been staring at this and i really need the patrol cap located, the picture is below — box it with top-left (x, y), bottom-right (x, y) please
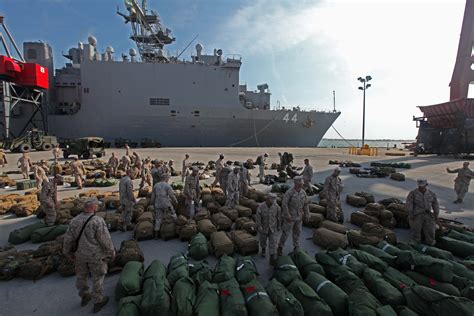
top-left (294, 176), bottom-right (303, 182)
top-left (192, 166), bottom-right (199, 172)
top-left (267, 193), bottom-right (277, 199)
top-left (334, 167), bottom-right (342, 172)
top-left (417, 179), bottom-right (428, 187)
top-left (84, 197), bottom-right (100, 208)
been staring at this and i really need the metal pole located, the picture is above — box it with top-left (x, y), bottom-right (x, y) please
top-left (333, 90), bottom-right (336, 112)
top-left (362, 82), bottom-right (366, 147)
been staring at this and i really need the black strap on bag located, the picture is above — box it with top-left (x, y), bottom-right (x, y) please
top-left (71, 215), bottom-right (95, 253)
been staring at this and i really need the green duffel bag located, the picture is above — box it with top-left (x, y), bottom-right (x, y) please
top-left (404, 270), bottom-right (460, 296)
top-left (327, 248), bottom-right (367, 276)
top-left (141, 260), bottom-right (171, 316)
top-left (167, 253), bottom-right (189, 287)
top-left (172, 276), bottom-right (195, 316)
top-left (397, 306), bottom-right (419, 316)
top-left (382, 266), bottom-right (417, 290)
top-left (449, 259), bottom-right (474, 281)
top-left (348, 249), bottom-right (388, 272)
top-left (287, 279), bottom-right (333, 316)
top-left (358, 244), bottom-right (397, 266)
top-left (219, 278), bottom-right (248, 316)
top-left (273, 256), bottom-right (302, 286)
top-left (188, 233), bottom-right (209, 260)
top-left (461, 285), bottom-right (474, 300)
top-left (8, 221), bottom-right (48, 245)
top-left (376, 305), bottom-right (397, 316)
top-left (195, 281), bottom-right (220, 316)
top-left (404, 284), bottom-right (474, 316)
top-left (396, 250), bottom-right (453, 283)
top-left (213, 254), bottom-right (236, 283)
top-left (30, 225), bottom-right (68, 243)
top-left (290, 249), bottom-right (325, 278)
top-left (115, 261), bottom-right (144, 302)
top-left (347, 286), bottom-right (382, 316)
top-left (409, 242), bottom-right (454, 261)
top-left (437, 237), bottom-right (474, 259)
top-left (236, 256), bottom-right (258, 285)
top-left (447, 230), bottom-right (474, 243)
top-left (305, 272), bottom-right (348, 316)
top-left (363, 267), bottom-right (405, 307)
top-left (241, 279), bottom-right (278, 316)
top-left (333, 266), bottom-right (366, 294)
top-left (315, 251), bottom-right (351, 280)
top-left (189, 261), bottom-right (213, 286)
top-left (266, 279), bottom-right (304, 316)
top-left (117, 295), bottom-right (142, 316)
top-left (376, 241), bottom-right (403, 256)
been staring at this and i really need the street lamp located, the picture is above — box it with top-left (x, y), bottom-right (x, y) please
top-left (357, 75), bottom-right (373, 147)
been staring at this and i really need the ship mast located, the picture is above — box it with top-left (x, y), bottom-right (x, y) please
top-left (117, 0), bottom-right (175, 62)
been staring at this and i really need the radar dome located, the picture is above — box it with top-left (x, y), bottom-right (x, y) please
top-left (106, 46), bottom-right (114, 53)
top-left (195, 43), bottom-right (203, 52)
top-left (129, 48), bottom-right (137, 56)
top-left (88, 36), bottom-right (97, 46)
top-left (216, 49), bottom-right (223, 56)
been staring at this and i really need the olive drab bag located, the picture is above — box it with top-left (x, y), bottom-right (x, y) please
top-left (347, 249), bottom-right (388, 272)
top-left (141, 260), bottom-right (171, 316)
top-left (240, 279), bottom-right (278, 316)
top-left (195, 281), bottom-right (220, 316)
top-left (235, 256), bottom-right (258, 285)
top-left (171, 276), bottom-right (196, 316)
top-left (266, 279), bottom-right (304, 316)
top-left (327, 248), bottom-right (367, 276)
top-left (287, 279), bottom-right (333, 316)
top-left (304, 272), bottom-right (348, 316)
top-left (188, 232), bottom-right (209, 260)
top-left (167, 253), bottom-right (189, 287)
top-left (188, 261), bottom-right (213, 287)
top-left (117, 295), bottom-right (142, 316)
top-left (362, 267), bottom-right (405, 307)
top-left (115, 261), bottom-right (144, 302)
top-left (273, 256), bottom-right (302, 286)
top-left (219, 278), bottom-right (248, 316)
top-left (290, 249), bottom-right (325, 278)
top-left (8, 221), bottom-right (48, 245)
top-left (213, 254), bottom-right (236, 283)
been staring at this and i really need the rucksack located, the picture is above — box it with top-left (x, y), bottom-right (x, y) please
top-left (188, 232), bottom-right (209, 260)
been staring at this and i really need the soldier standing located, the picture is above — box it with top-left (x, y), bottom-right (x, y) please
top-left (184, 167), bottom-right (201, 218)
top-left (257, 153), bottom-right (268, 183)
top-left (277, 176), bottom-right (310, 255)
top-left (0, 149), bottom-right (7, 168)
top-left (63, 198), bottom-right (115, 313)
top-left (40, 174), bottom-right (62, 226)
top-left (181, 154), bottom-right (190, 182)
top-left (139, 158), bottom-right (153, 189)
top-left (301, 159), bottom-right (314, 193)
top-left (239, 163), bottom-right (251, 197)
top-left (212, 154), bottom-right (224, 186)
top-left (40, 160), bottom-right (50, 175)
top-left (405, 179), bottom-right (439, 246)
top-left (226, 167), bottom-right (240, 207)
top-left (323, 167), bottom-right (343, 222)
top-left (151, 174), bottom-right (178, 238)
top-left (72, 157), bottom-right (86, 189)
top-left (124, 143), bottom-right (131, 157)
top-left (17, 153), bottom-right (32, 179)
top-left (107, 152), bottom-right (119, 177)
top-left (132, 152), bottom-right (142, 172)
top-left (255, 193), bottom-right (281, 265)
top-left (447, 162), bottom-right (473, 204)
top-left (52, 144), bottom-right (61, 164)
top-left (219, 164), bottom-right (232, 196)
top-left (168, 160), bottom-right (177, 176)
top-left (119, 169), bottom-right (136, 231)
top-left (120, 154), bottom-right (131, 171)
top-left (33, 164), bottom-right (49, 190)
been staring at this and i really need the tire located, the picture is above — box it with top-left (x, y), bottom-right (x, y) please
top-left (20, 143), bottom-right (31, 153)
top-left (130, 143), bottom-right (138, 148)
top-left (96, 153), bottom-right (102, 158)
top-left (63, 151), bottom-right (69, 159)
top-left (41, 143), bottom-right (53, 151)
top-left (82, 152), bottom-right (91, 159)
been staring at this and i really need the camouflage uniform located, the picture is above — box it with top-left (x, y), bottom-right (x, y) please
top-left (120, 155), bottom-right (131, 171)
top-left (40, 180), bottom-right (58, 225)
top-left (133, 154), bottom-right (142, 171)
top-left (119, 175), bottom-right (136, 230)
top-left (212, 158), bottom-right (224, 186)
top-left (52, 147), bottom-right (60, 164)
top-left (323, 174), bottom-right (343, 222)
top-left (0, 151), bottom-right (7, 168)
top-left (33, 165), bottom-right (49, 190)
top-left (18, 156), bottom-right (32, 179)
top-left (239, 166), bottom-right (251, 197)
top-left (448, 167), bottom-right (473, 202)
top-left (219, 166), bottom-right (232, 196)
top-left (256, 201), bottom-right (281, 255)
top-left (181, 158), bottom-right (189, 182)
top-left (226, 171), bottom-right (240, 208)
top-left (72, 160), bottom-right (86, 189)
top-left (107, 156), bottom-right (119, 177)
top-left (405, 189), bottom-right (439, 246)
top-left (152, 164), bottom-right (170, 186)
top-left (184, 173), bottom-right (201, 218)
top-left (278, 187), bottom-right (309, 250)
top-left (139, 161), bottom-right (152, 189)
top-left (301, 164), bottom-right (314, 192)
top-left (63, 213), bottom-right (115, 305)
top-left (151, 181), bottom-right (178, 231)
top-left (258, 155), bottom-right (266, 183)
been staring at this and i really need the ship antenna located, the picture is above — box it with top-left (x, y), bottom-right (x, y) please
top-left (177, 34), bottom-right (199, 59)
top-left (333, 90), bottom-right (336, 112)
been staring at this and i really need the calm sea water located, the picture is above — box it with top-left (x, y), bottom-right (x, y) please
top-left (318, 139), bottom-right (414, 148)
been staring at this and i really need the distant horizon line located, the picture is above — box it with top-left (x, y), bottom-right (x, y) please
top-left (322, 138), bottom-right (414, 141)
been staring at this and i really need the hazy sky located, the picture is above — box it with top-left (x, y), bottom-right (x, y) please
top-left (1, 0), bottom-right (468, 140)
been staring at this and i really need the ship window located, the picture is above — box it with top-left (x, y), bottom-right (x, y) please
top-left (171, 110), bottom-right (176, 117)
top-left (194, 110), bottom-right (200, 117)
top-left (150, 98), bottom-right (170, 106)
top-left (27, 49), bottom-right (37, 59)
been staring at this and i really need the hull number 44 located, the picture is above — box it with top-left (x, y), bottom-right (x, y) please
top-left (283, 113), bottom-right (298, 123)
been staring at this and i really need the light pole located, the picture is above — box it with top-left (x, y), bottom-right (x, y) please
top-left (357, 75), bottom-right (372, 147)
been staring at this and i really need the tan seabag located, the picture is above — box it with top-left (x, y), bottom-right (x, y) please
top-left (210, 231), bottom-right (234, 257)
top-left (312, 228), bottom-right (348, 250)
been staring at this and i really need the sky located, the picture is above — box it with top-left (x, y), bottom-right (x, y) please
top-left (0, 0), bottom-right (469, 140)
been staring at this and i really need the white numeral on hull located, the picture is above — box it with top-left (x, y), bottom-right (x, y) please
top-left (282, 113), bottom-right (297, 123)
